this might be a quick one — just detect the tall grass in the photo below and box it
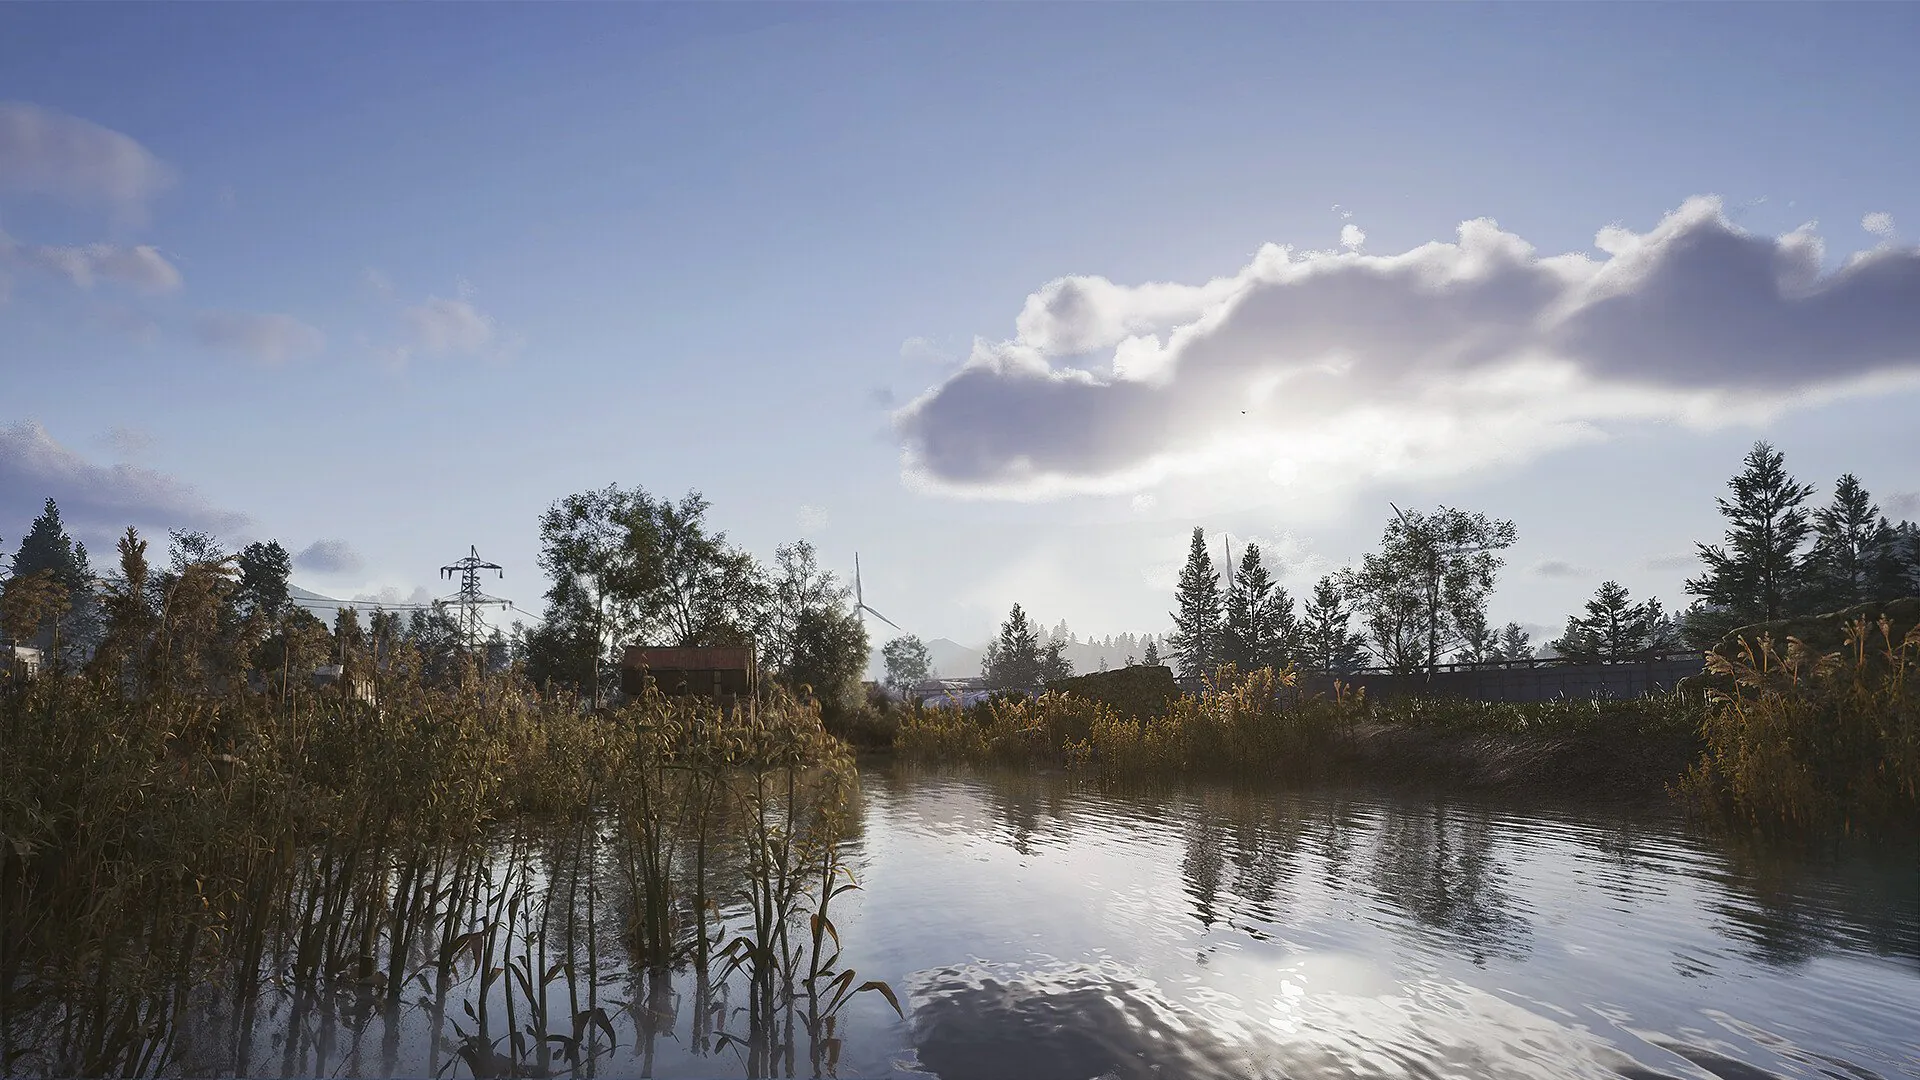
[1686,615,1920,831]
[0,641,894,1077]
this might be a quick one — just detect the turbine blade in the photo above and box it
[862,604,902,631]
[855,552,863,606]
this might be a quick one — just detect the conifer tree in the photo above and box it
[1686,441,1814,630]
[1221,543,1299,672]
[1299,575,1368,674]
[8,498,102,665]
[1805,474,1901,610]
[1548,582,1675,661]
[982,603,1043,689]
[1166,528,1223,677]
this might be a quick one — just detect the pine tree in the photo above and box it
[1166,528,1223,677]
[235,540,294,620]
[1299,575,1368,674]
[1497,622,1534,662]
[1686,441,1814,628]
[1221,543,1298,672]
[982,603,1043,689]
[1548,581,1675,661]
[1805,474,1901,610]
[1039,637,1074,684]
[8,498,102,666]
[1141,638,1160,667]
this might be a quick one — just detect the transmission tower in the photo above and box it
[437,546,511,654]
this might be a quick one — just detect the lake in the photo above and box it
[100,765,1920,1079]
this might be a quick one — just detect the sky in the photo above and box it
[4,3,1919,652]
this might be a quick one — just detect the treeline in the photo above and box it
[1156,441,1919,678]
[0,484,875,719]
[884,440,1920,686]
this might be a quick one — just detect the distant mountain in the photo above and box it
[287,584,352,622]
[925,637,984,679]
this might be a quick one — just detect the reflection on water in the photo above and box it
[6,766,1917,1078]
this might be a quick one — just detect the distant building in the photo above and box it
[3,645,43,681]
[622,645,757,701]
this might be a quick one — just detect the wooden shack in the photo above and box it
[621,645,757,700]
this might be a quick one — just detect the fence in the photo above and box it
[1175,653,1707,704]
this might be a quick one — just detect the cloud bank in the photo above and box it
[0,419,247,550]
[0,102,175,220]
[194,311,326,364]
[894,197,1920,503]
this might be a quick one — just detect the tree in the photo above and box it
[235,540,293,620]
[1548,581,1677,662]
[1686,441,1814,630]
[1141,637,1160,667]
[1220,542,1299,672]
[10,498,102,666]
[1039,636,1074,684]
[1166,528,1223,677]
[534,484,655,707]
[1454,606,1502,666]
[761,540,849,679]
[91,528,158,694]
[882,634,933,692]
[1805,474,1902,610]
[1345,506,1517,674]
[784,602,868,714]
[643,491,768,648]
[1299,575,1368,674]
[1497,622,1534,662]
[982,603,1043,689]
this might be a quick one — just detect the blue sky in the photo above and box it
[4,3,1918,650]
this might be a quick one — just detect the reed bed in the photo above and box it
[0,645,896,1077]
[1685,614,1920,832]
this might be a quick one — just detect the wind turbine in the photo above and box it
[853,552,902,632]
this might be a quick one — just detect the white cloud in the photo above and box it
[1862,211,1895,237]
[193,311,326,364]
[0,102,174,221]
[295,538,364,575]
[894,197,1920,507]
[796,504,830,533]
[1339,223,1366,251]
[1129,493,1157,514]
[0,230,183,294]
[378,288,507,368]
[1886,490,1919,519]
[352,585,435,607]
[0,419,247,549]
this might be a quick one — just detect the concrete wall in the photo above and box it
[1292,655,1706,703]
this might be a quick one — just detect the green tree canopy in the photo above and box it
[881,634,933,691]
[235,540,293,621]
[1344,506,1517,674]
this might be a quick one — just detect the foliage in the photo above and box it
[1685,613,1919,832]
[982,603,1044,689]
[881,634,933,691]
[1686,441,1815,631]
[1343,506,1517,674]
[7,498,101,667]
[233,540,292,621]
[1221,542,1298,673]
[1806,474,1905,610]
[1549,581,1680,662]
[1166,528,1222,677]
[1046,664,1181,720]
[1299,575,1368,674]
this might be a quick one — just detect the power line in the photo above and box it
[438,545,511,654]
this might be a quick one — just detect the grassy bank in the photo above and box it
[883,619,1917,833]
